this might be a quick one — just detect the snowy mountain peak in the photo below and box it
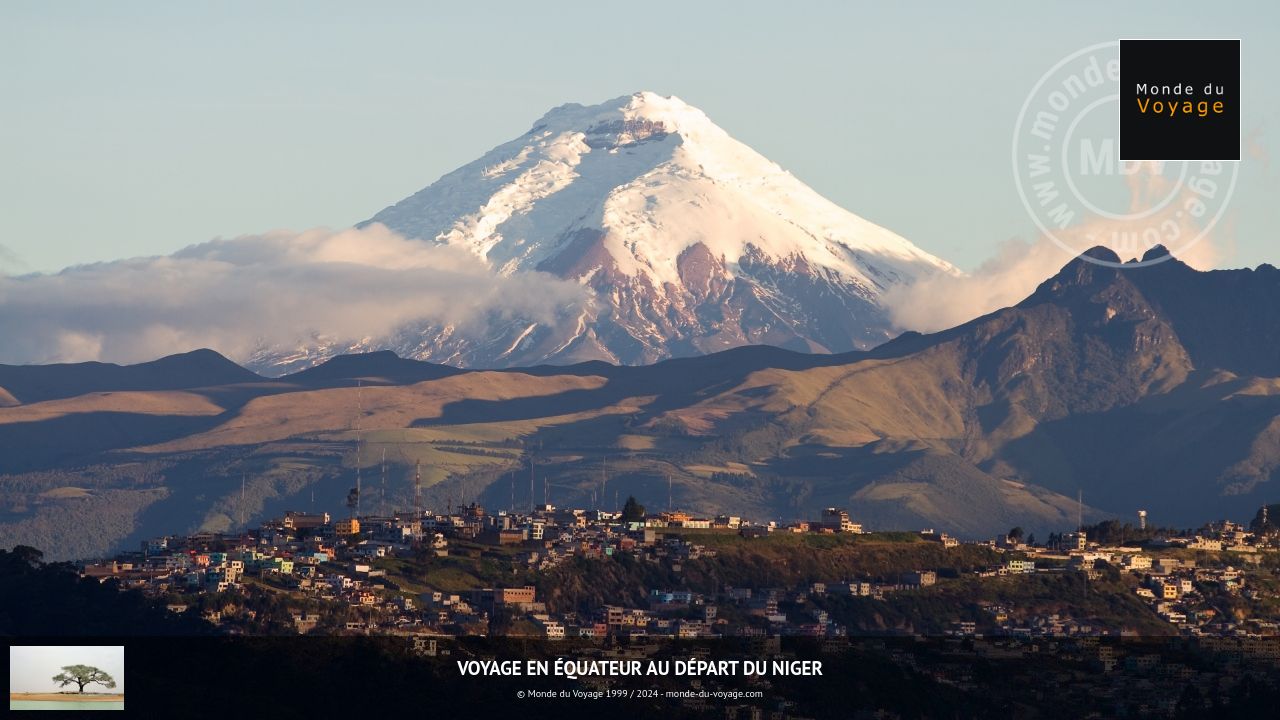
[532,92,719,145]
[256,93,962,372]
[367,91,954,288]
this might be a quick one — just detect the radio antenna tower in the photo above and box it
[1077,489,1083,531]
[380,448,387,518]
[354,380,363,518]
[413,459,422,520]
[240,472,246,528]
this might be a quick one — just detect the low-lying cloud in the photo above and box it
[883,237,1073,333]
[885,163,1232,334]
[0,224,588,366]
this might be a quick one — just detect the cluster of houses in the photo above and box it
[76,502,742,632]
[76,499,1280,640]
[75,503,919,637]
[969,520,1280,638]
[1125,554,1271,635]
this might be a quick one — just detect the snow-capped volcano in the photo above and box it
[255,92,956,372]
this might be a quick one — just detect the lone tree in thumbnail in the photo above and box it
[52,665,117,694]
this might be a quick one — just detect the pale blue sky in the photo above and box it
[9,645,125,693]
[2,1,1277,274]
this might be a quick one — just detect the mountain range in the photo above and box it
[249,92,955,374]
[2,245,1278,560]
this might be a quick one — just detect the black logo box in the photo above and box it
[1119,39,1240,161]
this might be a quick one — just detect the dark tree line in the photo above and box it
[0,545,215,636]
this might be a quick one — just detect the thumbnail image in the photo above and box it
[9,646,124,711]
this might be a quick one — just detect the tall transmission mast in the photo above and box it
[355,463,362,518]
[380,448,387,518]
[413,459,421,521]
[354,380,363,518]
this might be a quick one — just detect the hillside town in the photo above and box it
[73,497,1280,646]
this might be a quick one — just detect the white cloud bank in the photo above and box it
[882,237,1066,333]
[885,164,1231,334]
[885,233,1226,334]
[0,224,587,366]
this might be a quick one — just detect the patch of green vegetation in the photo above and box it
[0,488,169,561]
[373,546,531,595]
[816,572,1172,635]
[660,529,924,549]
[526,537,1001,615]
[324,438,521,489]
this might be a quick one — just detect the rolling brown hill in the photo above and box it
[0,348,262,404]
[2,246,1278,559]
